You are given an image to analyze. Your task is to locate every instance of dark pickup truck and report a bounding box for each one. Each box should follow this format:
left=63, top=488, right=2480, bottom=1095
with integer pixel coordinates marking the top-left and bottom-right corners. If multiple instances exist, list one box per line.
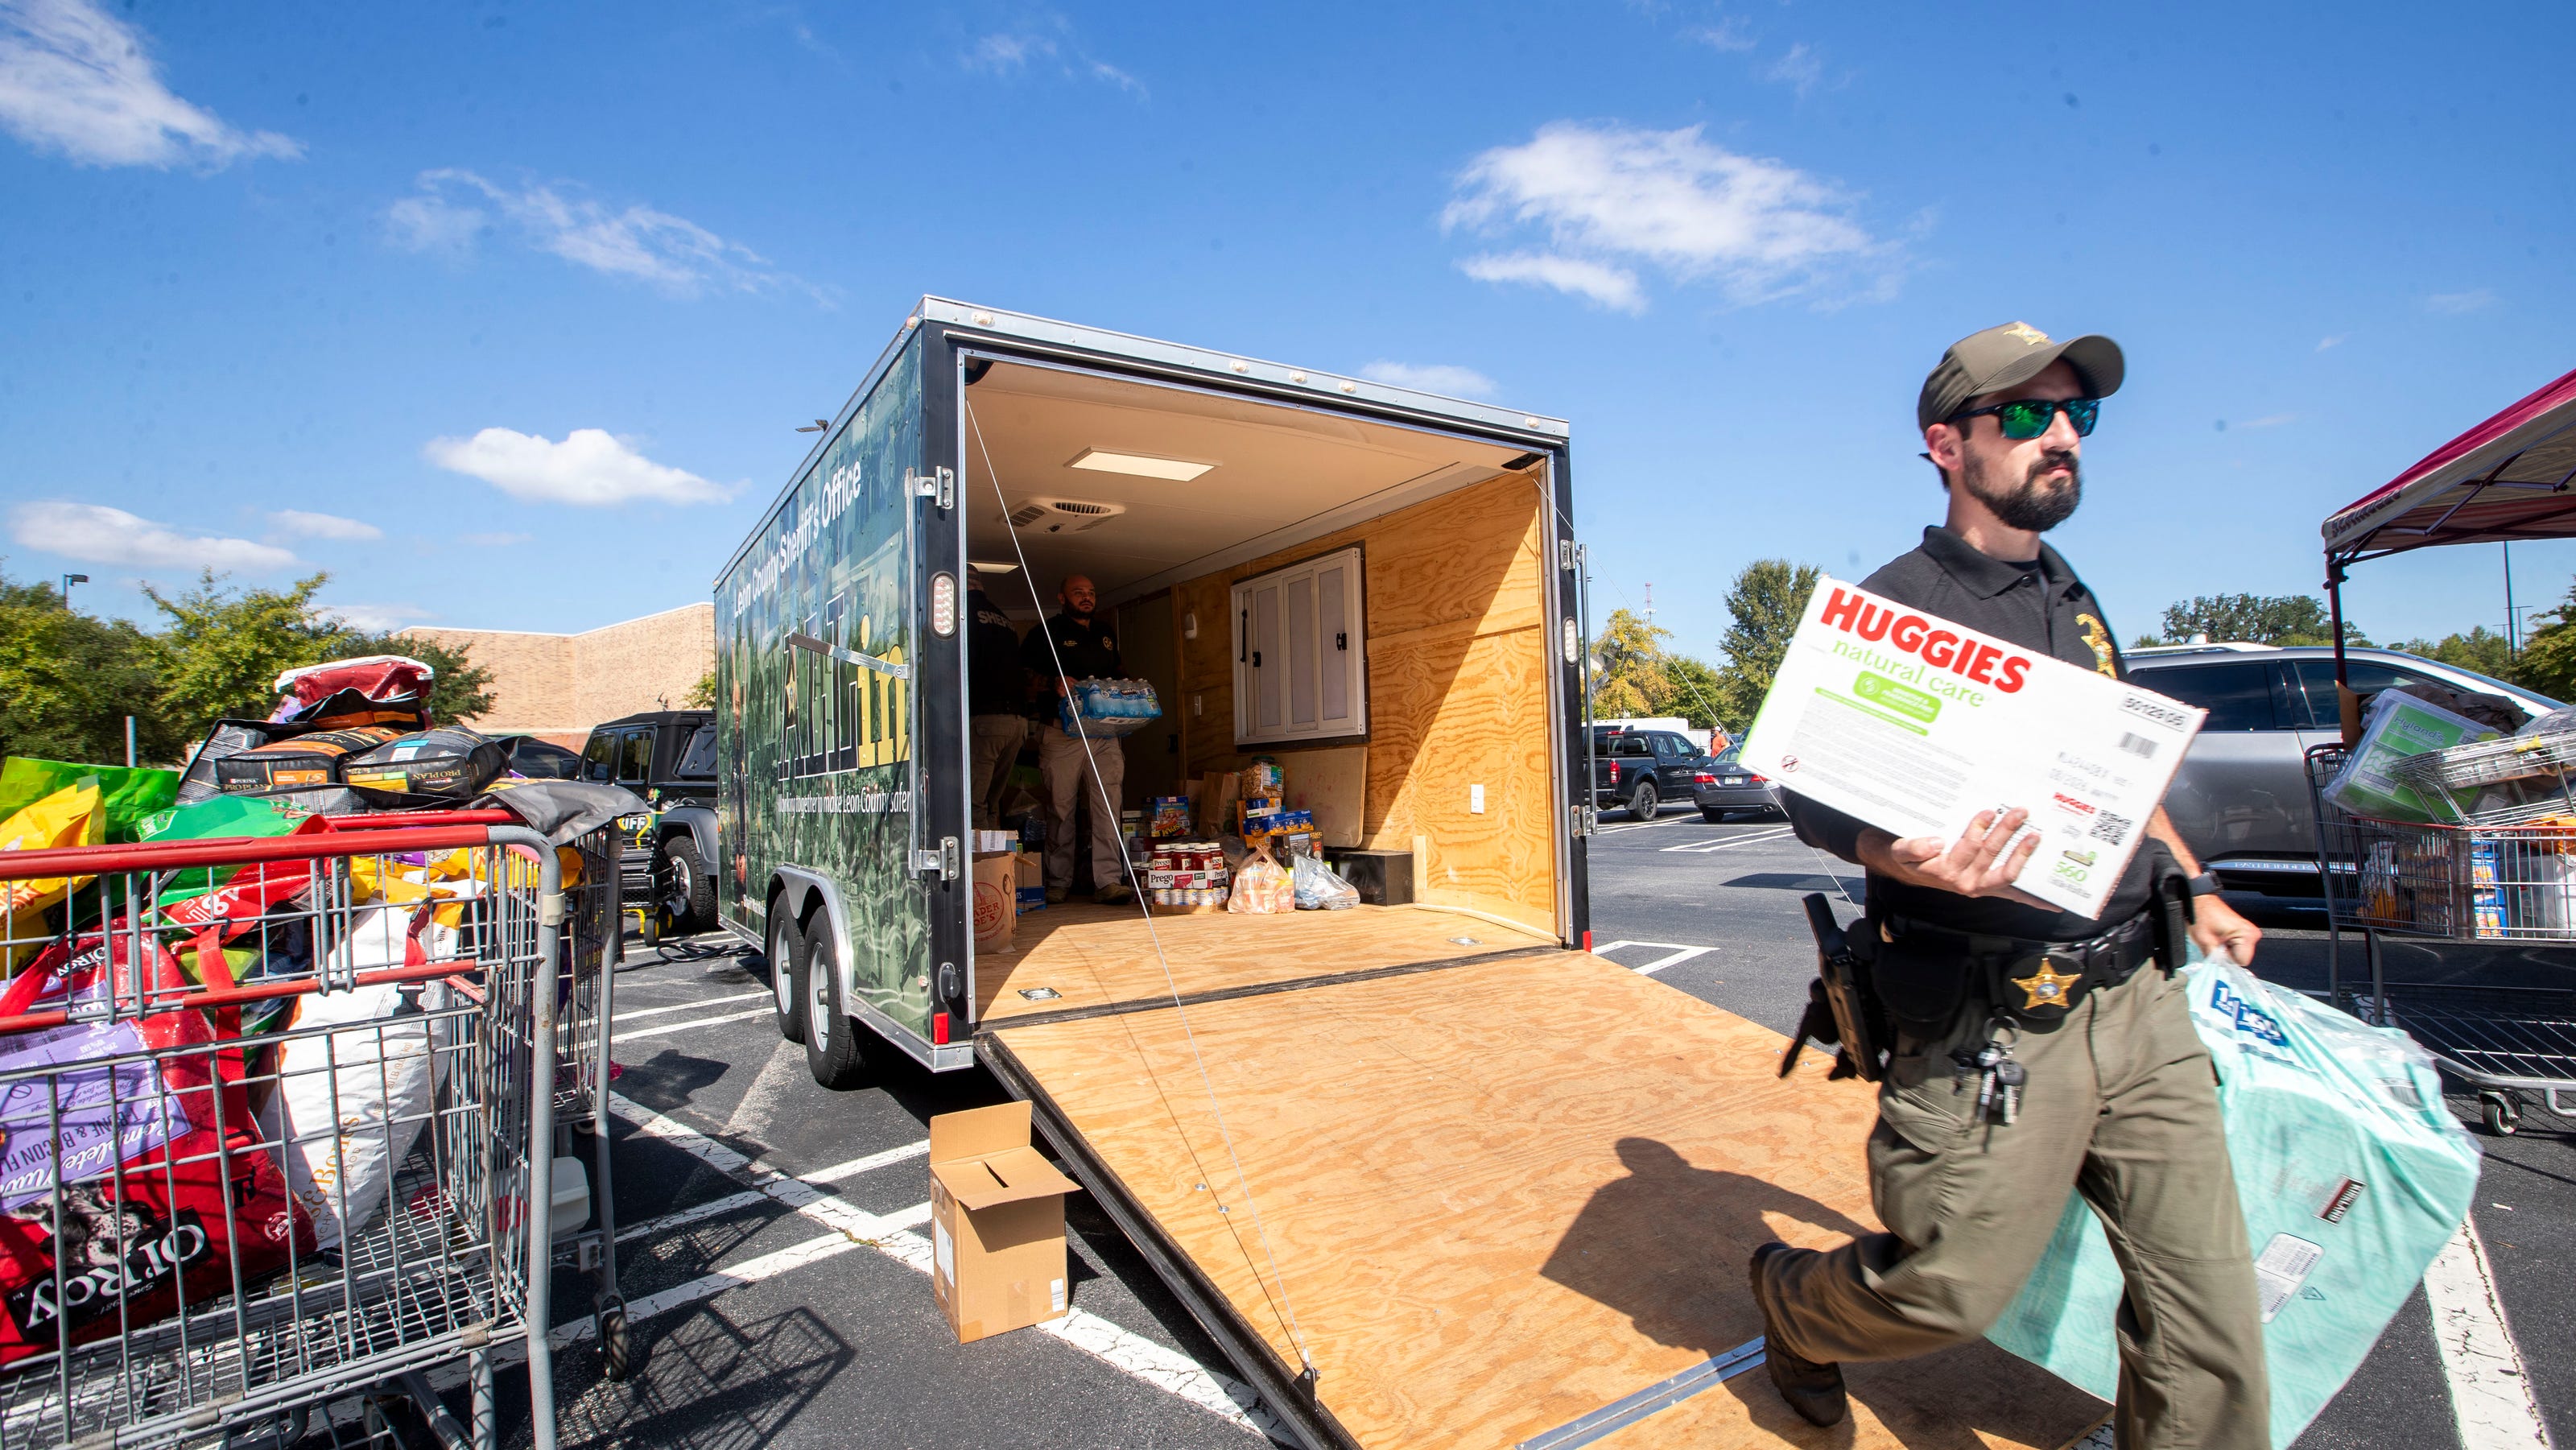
left=1591, top=726, right=1720, bottom=821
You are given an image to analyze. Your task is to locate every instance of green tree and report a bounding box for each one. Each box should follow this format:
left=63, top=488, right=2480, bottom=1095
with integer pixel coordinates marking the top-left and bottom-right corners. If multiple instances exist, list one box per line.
left=2515, top=583, right=2576, bottom=702
left=1588, top=608, right=1670, bottom=718
left=143, top=572, right=493, bottom=740
left=2389, top=626, right=2517, bottom=682
left=683, top=669, right=716, bottom=709
left=2157, top=593, right=2369, bottom=647
left=1657, top=655, right=1726, bottom=732
left=0, top=572, right=182, bottom=765
left=1712, top=560, right=1821, bottom=729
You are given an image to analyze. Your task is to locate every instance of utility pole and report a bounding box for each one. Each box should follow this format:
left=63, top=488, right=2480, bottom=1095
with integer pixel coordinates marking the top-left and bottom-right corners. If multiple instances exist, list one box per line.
left=1643, top=582, right=1653, bottom=630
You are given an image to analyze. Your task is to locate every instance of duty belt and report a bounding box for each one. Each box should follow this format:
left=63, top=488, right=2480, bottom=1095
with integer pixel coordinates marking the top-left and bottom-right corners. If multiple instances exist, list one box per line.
left=1883, top=911, right=2158, bottom=1024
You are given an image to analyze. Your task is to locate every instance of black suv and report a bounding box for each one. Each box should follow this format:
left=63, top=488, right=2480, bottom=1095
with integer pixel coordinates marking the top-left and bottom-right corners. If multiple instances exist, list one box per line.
left=579, top=710, right=720, bottom=932
left=1591, top=727, right=1719, bottom=821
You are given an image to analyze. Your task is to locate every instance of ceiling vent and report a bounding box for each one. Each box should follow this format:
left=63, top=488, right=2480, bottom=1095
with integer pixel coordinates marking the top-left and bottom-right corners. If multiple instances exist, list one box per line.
left=1005, top=497, right=1128, bottom=534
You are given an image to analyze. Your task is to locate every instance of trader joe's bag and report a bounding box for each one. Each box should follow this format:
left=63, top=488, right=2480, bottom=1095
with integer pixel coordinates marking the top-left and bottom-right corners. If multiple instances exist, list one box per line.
left=1984, top=948, right=2481, bottom=1448
left=0, top=932, right=312, bottom=1364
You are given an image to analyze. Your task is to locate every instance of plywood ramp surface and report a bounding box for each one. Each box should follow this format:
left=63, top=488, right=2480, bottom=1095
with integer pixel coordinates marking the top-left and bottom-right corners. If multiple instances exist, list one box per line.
left=988, top=952, right=2102, bottom=1449
left=975, top=901, right=1558, bottom=1023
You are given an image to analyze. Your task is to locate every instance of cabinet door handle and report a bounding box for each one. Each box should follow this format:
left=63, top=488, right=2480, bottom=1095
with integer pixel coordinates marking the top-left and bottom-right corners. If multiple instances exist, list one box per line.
left=1239, top=609, right=1249, bottom=664
left=1336, top=631, right=1348, bottom=651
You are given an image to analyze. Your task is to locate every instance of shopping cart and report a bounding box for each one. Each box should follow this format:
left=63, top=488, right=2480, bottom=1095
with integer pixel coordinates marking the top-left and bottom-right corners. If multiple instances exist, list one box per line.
left=2306, top=742, right=2576, bottom=1135
left=0, top=817, right=617, bottom=1450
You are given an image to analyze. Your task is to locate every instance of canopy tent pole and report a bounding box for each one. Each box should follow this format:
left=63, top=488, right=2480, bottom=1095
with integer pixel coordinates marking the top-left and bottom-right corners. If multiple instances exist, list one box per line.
left=2326, top=557, right=2358, bottom=746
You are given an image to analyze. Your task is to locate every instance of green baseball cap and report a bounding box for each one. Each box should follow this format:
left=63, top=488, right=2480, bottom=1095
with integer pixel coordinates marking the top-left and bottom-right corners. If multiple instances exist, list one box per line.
left=1918, top=321, right=2124, bottom=432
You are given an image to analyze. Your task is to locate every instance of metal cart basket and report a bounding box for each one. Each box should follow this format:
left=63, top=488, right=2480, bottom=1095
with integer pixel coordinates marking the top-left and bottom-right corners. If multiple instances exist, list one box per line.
left=0, top=817, right=621, bottom=1450
left=2307, top=742, right=2576, bottom=1134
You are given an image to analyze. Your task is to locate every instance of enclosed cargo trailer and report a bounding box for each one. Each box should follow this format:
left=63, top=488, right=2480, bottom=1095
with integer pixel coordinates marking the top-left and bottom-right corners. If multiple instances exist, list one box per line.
left=712, top=300, right=2100, bottom=1448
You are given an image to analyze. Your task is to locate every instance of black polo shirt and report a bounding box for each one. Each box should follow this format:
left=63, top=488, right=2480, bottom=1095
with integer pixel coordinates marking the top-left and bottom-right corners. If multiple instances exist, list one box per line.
left=1784, top=526, right=2151, bottom=940
left=1020, top=611, right=1125, bottom=701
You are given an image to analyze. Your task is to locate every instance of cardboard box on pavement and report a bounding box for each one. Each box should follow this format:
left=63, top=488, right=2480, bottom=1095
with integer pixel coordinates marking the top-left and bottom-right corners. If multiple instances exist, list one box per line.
left=927, top=1102, right=1082, bottom=1344
left=972, top=852, right=1016, bottom=952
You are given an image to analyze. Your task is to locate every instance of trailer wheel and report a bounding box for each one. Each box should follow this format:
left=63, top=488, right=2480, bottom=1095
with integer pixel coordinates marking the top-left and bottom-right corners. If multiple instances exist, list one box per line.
left=769, top=913, right=808, bottom=1044
left=803, top=931, right=872, bottom=1090
left=1629, top=781, right=1660, bottom=820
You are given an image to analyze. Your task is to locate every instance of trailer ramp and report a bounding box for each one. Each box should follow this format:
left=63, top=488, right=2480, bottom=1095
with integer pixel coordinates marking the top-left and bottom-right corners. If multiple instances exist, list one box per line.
left=980, top=948, right=2104, bottom=1449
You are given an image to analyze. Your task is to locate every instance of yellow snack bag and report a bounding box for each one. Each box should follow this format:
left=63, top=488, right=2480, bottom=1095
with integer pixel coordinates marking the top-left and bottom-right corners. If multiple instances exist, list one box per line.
left=0, top=783, right=106, bottom=916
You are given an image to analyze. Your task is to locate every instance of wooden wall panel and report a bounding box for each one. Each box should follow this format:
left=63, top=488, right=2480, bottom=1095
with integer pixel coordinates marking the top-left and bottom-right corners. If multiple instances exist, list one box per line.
left=1170, top=470, right=1558, bottom=932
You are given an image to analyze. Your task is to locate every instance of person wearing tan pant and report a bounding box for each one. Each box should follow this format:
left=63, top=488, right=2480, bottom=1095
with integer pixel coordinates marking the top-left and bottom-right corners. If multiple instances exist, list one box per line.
left=1019, top=573, right=1133, bottom=905
left=1758, top=323, right=2270, bottom=1448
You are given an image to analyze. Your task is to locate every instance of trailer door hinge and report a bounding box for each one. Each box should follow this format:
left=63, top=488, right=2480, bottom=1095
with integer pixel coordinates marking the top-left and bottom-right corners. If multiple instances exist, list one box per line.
left=908, top=466, right=955, bottom=510
left=1558, top=539, right=1584, bottom=571
left=912, top=836, right=960, bottom=879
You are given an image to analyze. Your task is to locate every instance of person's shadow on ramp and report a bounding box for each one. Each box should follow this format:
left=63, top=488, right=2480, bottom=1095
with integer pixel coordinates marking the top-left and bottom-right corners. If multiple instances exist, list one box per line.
left=1540, top=1137, right=1873, bottom=1357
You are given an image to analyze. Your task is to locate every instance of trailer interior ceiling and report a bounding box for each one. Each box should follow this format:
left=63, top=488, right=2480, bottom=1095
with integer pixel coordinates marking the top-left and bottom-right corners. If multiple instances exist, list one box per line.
left=959, top=356, right=1566, bottom=952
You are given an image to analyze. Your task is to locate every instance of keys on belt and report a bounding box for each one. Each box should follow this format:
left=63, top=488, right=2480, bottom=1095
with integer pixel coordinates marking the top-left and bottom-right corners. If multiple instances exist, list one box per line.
left=1952, top=1033, right=2027, bottom=1126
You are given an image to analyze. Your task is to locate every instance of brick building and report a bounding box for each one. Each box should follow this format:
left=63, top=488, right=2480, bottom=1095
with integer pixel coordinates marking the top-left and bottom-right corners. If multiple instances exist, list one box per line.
left=404, top=602, right=714, bottom=748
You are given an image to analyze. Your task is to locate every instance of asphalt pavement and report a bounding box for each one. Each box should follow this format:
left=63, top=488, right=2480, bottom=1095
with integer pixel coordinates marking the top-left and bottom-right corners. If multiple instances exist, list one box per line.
left=423, top=815, right=2566, bottom=1450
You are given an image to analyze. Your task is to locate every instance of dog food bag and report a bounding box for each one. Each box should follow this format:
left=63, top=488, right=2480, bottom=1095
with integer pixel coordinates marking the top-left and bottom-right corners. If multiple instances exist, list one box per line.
left=0, top=759, right=177, bottom=843
left=0, top=783, right=106, bottom=919
left=341, top=728, right=509, bottom=807
left=0, top=932, right=312, bottom=1365
left=214, top=728, right=403, bottom=794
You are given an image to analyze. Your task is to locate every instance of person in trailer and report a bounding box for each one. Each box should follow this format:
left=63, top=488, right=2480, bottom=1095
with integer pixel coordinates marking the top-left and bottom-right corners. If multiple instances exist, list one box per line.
left=965, top=569, right=1030, bottom=830
left=1748, top=322, right=2270, bottom=1447
left=1020, top=572, right=1134, bottom=906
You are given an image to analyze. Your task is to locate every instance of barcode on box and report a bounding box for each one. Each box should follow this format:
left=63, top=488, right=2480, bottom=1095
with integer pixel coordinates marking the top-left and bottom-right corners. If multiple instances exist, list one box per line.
left=2117, top=732, right=2157, bottom=758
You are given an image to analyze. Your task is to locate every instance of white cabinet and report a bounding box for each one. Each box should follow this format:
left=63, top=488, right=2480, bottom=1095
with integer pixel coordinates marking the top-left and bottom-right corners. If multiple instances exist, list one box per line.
left=1232, top=547, right=1365, bottom=745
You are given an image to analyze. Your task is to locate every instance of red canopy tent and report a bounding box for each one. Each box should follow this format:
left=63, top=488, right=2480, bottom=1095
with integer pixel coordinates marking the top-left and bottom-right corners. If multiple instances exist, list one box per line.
left=2319, top=366, right=2576, bottom=718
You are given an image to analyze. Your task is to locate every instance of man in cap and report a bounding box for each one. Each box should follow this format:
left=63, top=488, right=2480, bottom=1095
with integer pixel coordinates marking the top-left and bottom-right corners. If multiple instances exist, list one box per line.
left=1020, top=573, right=1134, bottom=906
left=1748, top=324, right=2271, bottom=1446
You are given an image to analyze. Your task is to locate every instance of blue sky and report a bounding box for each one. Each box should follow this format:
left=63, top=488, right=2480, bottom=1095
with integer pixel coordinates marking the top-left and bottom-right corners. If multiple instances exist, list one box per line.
left=3, top=0, right=2571, bottom=663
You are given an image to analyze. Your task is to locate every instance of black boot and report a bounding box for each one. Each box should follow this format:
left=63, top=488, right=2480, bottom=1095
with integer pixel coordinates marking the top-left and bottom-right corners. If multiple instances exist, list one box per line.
left=1749, top=1242, right=1848, bottom=1427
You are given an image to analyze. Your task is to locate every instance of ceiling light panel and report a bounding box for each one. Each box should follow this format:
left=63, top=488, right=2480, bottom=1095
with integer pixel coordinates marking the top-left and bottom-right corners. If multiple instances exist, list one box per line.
left=1067, top=448, right=1214, bottom=481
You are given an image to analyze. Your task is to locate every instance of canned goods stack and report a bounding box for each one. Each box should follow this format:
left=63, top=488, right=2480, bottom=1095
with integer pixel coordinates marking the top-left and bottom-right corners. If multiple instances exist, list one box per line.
left=1146, top=840, right=1230, bottom=909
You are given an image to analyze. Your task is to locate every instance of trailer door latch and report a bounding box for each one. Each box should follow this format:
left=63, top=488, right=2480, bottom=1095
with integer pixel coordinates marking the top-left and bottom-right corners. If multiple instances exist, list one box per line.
left=1558, top=539, right=1584, bottom=571
left=907, top=466, right=955, bottom=510
left=912, top=837, right=961, bottom=880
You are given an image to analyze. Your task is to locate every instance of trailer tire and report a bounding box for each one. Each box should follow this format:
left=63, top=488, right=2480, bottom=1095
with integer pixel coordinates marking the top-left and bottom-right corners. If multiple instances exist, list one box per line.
left=768, top=912, right=808, bottom=1044
left=1628, top=781, right=1660, bottom=820
left=803, top=930, right=873, bottom=1090
left=658, top=839, right=717, bottom=933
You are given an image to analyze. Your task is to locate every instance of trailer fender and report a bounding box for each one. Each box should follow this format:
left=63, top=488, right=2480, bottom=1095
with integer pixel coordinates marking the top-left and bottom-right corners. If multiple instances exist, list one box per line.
left=770, top=867, right=855, bottom=1006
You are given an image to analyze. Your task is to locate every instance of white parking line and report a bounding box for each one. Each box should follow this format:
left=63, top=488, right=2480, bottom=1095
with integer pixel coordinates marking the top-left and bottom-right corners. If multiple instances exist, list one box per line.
left=616, top=989, right=770, bottom=1023
left=2425, top=1218, right=2552, bottom=1448
left=1661, top=827, right=1795, bottom=854
left=618, top=1006, right=776, bottom=1041
left=1591, top=940, right=1717, bottom=977
left=807, top=1138, right=933, bottom=1184
left=1593, top=814, right=1705, bottom=834
left=606, top=1093, right=1291, bottom=1444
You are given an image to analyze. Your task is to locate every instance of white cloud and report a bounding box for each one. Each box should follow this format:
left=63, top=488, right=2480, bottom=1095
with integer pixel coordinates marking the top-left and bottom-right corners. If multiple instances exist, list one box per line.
left=2427, top=289, right=2496, bottom=316
left=1090, top=60, right=1146, bottom=95
left=2315, top=333, right=2348, bottom=353
left=1686, top=19, right=1756, bottom=52
left=1764, top=42, right=1823, bottom=97
left=1444, top=122, right=1893, bottom=310
left=1459, top=252, right=1645, bottom=312
left=969, top=32, right=1051, bottom=71
left=424, top=428, right=734, bottom=507
left=318, top=602, right=433, bottom=632
left=459, top=531, right=533, bottom=547
left=963, top=16, right=1141, bottom=95
left=268, top=509, right=382, bottom=541
left=1357, top=361, right=1501, bottom=399
left=385, top=170, right=828, bottom=302
left=10, top=500, right=296, bottom=572
left=0, top=0, right=299, bottom=168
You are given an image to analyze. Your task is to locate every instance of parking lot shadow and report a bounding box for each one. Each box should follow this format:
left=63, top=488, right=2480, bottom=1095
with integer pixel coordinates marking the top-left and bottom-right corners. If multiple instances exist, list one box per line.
left=1722, top=871, right=1867, bottom=896
left=555, top=1304, right=850, bottom=1450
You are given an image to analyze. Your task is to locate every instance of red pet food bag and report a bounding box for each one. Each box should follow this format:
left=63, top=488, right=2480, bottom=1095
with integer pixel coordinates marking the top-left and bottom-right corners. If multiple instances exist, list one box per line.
left=0, top=932, right=313, bottom=1365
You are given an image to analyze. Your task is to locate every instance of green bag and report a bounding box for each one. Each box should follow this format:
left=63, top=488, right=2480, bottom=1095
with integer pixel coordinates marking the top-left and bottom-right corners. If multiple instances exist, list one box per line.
left=135, top=795, right=315, bottom=906
left=0, top=758, right=179, bottom=842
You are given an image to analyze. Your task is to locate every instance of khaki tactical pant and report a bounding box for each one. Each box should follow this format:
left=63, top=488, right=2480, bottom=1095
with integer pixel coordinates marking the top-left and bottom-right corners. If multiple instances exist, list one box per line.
left=1761, top=963, right=2271, bottom=1449
left=968, top=714, right=1027, bottom=829
left=1038, top=724, right=1125, bottom=892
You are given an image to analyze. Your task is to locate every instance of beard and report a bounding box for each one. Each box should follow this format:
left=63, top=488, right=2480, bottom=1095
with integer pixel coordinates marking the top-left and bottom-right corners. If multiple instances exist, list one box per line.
left=1963, top=448, right=2082, bottom=532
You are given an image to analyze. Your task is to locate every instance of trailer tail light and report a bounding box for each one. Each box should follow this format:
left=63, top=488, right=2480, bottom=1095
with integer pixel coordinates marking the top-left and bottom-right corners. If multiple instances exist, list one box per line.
left=933, top=1010, right=951, bottom=1045
left=929, top=571, right=958, bottom=637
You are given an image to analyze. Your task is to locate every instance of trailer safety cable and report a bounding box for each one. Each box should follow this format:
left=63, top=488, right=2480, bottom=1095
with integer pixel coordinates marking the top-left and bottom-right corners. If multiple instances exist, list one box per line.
left=965, top=400, right=1320, bottom=1386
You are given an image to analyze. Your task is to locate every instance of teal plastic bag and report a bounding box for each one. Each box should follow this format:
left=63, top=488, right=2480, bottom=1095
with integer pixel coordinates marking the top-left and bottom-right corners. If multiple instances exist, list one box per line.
left=1985, top=949, right=2481, bottom=1448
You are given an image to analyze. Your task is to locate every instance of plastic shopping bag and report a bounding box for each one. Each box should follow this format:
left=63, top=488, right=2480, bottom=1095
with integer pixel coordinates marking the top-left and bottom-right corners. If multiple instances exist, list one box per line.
left=1984, top=948, right=2481, bottom=1448
left=1290, top=856, right=1360, bottom=911
left=1225, top=857, right=1294, bottom=914
left=255, top=907, right=445, bottom=1250
left=0, top=932, right=312, bottom=1365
